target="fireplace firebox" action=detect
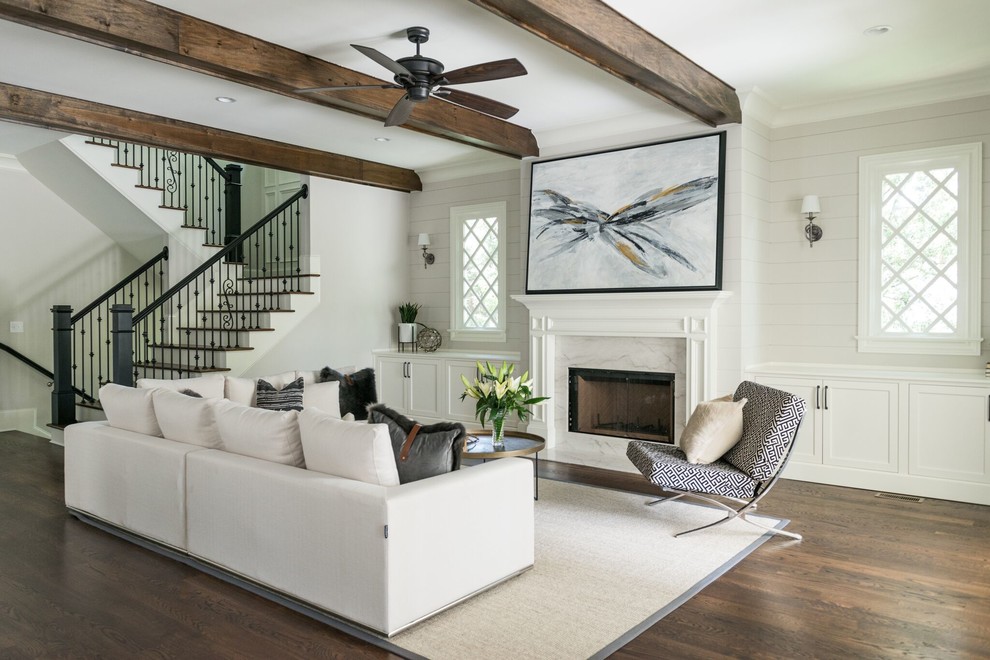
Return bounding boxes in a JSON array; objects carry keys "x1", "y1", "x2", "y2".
[{"x1": 568, "y1": 368, "x2": 674, "y2": 444}]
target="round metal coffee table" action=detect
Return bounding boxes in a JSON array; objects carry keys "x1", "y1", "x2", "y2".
[{"x1": 463, "y1": 429, "x2": 545, "y2": 500}]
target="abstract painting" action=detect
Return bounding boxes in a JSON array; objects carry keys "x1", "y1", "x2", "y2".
[{"x1": 526, "y1": 132, "x2": 725, "y2": 293}]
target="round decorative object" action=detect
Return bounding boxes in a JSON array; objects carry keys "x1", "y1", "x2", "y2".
[{"x1": 417, "y1": 326, "x2": 442, "y2": 352}]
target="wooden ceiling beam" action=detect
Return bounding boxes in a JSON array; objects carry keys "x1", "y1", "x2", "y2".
[
  {"x1": 467, "y1": 0, "x2": 741, "y2": 126},
  {"x1": 0, "y1": 82, "x2": 422, "y2": 192},
  {"x1": 0, "y1": 0, "x2": 539, "y2": 158}
]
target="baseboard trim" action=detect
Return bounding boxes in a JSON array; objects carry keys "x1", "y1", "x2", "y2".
[{"x1": 0, "y1": 409, "x2": 51, "y2": 441}]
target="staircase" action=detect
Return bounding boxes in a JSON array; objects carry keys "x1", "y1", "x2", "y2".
[{"x1": 48, "y1": 137, "x2": 320, "y2": 426}]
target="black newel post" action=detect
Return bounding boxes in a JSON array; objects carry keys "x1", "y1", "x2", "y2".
[
  {"x1": 51, "y1": 305, "x2": 75, "y2": 427},
  {"x1": 223, "y1": 163, "x2": 243, "y2": 262},
  {"x1": 111, "y1": 304, "x2": 134, "y2": 387}
]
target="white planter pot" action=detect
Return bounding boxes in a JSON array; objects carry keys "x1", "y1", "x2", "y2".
[{"x1": 398, "y1": 323, "x2": 418, "y2": 343}]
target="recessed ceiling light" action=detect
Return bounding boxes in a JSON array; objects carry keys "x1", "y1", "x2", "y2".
[
  {"x1": 374, "y1": 137, "x2": 390, "y2": 143},
  {"x1": 215, "y1": 96, "x2": 237, "y2": 103},
  {"x1": 864, "y1": 25, "x2": 892, "y2": 36}
]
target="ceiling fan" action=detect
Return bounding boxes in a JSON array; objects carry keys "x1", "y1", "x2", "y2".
[{"x1": 295, "y1": 26, "x2": 527, "y2": 127}]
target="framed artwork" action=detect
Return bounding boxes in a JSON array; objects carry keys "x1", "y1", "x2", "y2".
[{"x1": 525, "y1": 132, "x2": 726, "y2": 294}]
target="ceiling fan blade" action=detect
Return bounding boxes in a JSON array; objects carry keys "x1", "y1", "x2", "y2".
[
  {"x1": 294, "y1": 83, "x2": 402, "y2": 93},
  {"x1": 435, "y1": 87, "x2": 519, "y2": 120},
  {"x1": 353, "y1": 44, "x2": 413, "y2": 80},
  {"x1": 384, "y1": 95, "x2": 416, "y2": 127},
  {"x1": 442, "y1": 58, "x2": 527, "y2": 85}
]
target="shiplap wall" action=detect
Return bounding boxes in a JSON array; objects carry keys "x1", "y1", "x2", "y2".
[
  {"x1": 408, "y1": 168, "x2": 528, "y2": 362},
  {"x1": 762, "y1": 94, "x2": 990, "y2": 369}
]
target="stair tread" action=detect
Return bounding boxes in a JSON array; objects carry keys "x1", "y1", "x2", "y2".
[
  {"x1": 224, "y1": 290, "x2": 313, "y2": 296},
  {"x1": 161, "y1": 205, "x2": 186, "y2": 211},
  {"x1": 148, "y1": 343, "x2": 254, "y2": 351},
  {"x1": 134, "y1": 184, "x2": 165, "y2": 191},
  {"x1": 135, "y1": 363, "x2": 231, "y2": 373},
  {"x1": 238, "y1": 274, "x2": 319, "y2": 280},
  {"x1": 111, "y1": 163, "x2": 142, "y2": 170},
  {"x1": 197, "y1": 309, "x2": 295, "y2": 314},
  {"x1": 175, "y1": 326, "x2": 275, "y2": 332}
]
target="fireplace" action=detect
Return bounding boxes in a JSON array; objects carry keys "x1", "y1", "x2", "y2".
[{"x1": 568, "y1": 368, "x2": 675, "y2": 444}]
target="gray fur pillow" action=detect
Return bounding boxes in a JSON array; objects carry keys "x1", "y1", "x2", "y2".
[
  {"x1": 367, "y1": 403, "x2": 465, "y2": 484},
  {"x1": 319, "y1": 367, "x2": 377, "y2": 420}
]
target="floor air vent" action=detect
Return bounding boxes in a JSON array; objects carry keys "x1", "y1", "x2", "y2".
[{"x1": 875, "y1": 492, "x2": 924, "y2": 503}]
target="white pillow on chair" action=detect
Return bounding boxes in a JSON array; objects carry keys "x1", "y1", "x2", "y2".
[{"x1": 680, "y1": 396, "x2": 747, "y2": 465}]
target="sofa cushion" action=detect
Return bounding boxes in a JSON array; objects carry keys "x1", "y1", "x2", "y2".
[
  {"x1": 98, "y1": 383, "x2": 162, "y2": 436},
  {"x1": 680, "y1": 396, "x2": 747, "y2": 464},
  {"x1": 256, "y1": 376, "x2": 305, "y2": 412},
  {"x1": 224, "y1": 376, "x2": 257, "y2": 406},
  {"x1": 213, "y1": 399, "x2": 304, "y2": 467},
  {"x1": 319, "y1": 366, "x2": 377, "y2": 420},
  {"x1": 367, "y1": 404, "x2": 465, "y2": 484},
  {"x1": 298, "y1": 408, "x2": 399, "y2": 486},
  {"x1": 136, "y1": 373, "x2": 225, "y2": 399},
  {"x1": 152, "y1": 387, "x2": 223, "y2": 449},
  {"x1": 303, "y1": 380, "x2": 341, "y2": 417}
]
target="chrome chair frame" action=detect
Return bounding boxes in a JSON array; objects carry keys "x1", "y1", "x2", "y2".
[{"x1": 645, "y1": 421, "x2": 803, "y2": 540}]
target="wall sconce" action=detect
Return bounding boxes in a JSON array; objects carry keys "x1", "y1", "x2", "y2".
[
  {"x1": 418, "y1": 233, "x2": 435, "y2": 268},
  {"x1": 801, "y1": 195, "x2": 823, "y2": 247}
]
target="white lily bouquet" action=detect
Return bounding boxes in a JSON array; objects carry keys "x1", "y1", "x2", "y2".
[{"x1": 461, "y1": 361, "x2": 549, "y2": 450}]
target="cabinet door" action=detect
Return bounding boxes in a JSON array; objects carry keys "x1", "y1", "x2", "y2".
[
  {"x1": 909, "y1": 384, "x2": 990, "y2": 483},
  {"x1": 823, "y1": 380, "x2": 898, "y2": 472},
  {"x1": 406, "y1": 359, "x2": 441, "y2": 419},
  {"x1": 376, "y1": 357, "x2": 409, "y2": 413},
  {"x1": 754, "y1": 376, "x2": 822, "y2": 464},
  {"x1": 445, "y1": 359, "x2": 482, "y2": 422}
]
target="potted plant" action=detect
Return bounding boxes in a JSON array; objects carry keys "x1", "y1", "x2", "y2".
[
  {"x1": 461, "y1": 361, "x2": 549, "y2": 450},
  {"x1": 397, "y1": 302, "x2": 421, "y2": 344}
]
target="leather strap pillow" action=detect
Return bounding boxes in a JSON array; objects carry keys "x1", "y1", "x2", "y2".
[{"x1": 366, "y1": 403, "x2": 466, "y2": 484}]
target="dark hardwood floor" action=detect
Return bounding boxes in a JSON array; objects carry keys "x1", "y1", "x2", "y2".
[{"x1": 2, "y1": 430, "x2": 988, "y2": 659}]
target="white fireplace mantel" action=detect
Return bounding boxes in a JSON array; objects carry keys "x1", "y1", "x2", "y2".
[{"x1": 512, "y1": 291, "x2": 732, "y2": 447}]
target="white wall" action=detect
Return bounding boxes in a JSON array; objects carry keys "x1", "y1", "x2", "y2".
[
  {"x1": 243, "y1": 176, "x2": 410, "y2": 375},
  {"x1": 762, "y1": 94, "x2": 990, "y2": 369},
  {"x1": 0, "y1": 162, "x2": 138, "y2": 434},
  {"x1": 409, "y1": 167, "x2": 527, "y2": 361}
]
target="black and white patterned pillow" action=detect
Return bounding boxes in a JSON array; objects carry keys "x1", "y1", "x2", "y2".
[{"x1": 255, "y1": 376, "x2": 304, "y2": 412}]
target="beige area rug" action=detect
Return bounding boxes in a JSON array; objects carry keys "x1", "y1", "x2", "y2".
[{"x1": 387, "y1": 479, "x2": 788, "y2": 659}]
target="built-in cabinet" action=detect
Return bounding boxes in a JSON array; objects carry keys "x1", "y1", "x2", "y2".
[
  {"x1": 908, "y1": 383, "x2": 990, "y2": 484},
  {"x1": 374, "y1": 350, "x2": 520, "y2": 427},
  {"x1": 758, "y1": 376, "x2": 898, "y2": 472},
  {"x1": 749, "y1": 365, "x2": 990, "y2": 505}
]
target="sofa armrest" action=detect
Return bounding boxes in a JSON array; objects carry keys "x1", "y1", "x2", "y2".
[{"x1": 382, "y1": 458, "x2": 535, "y2": 634}]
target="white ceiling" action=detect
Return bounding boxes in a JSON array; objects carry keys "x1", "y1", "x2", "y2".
[{"x1": 1, "y1": 0, "x2": 989, "y2": 174}]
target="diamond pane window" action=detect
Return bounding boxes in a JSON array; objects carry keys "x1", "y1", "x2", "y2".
[
  {"x1": 450, "y1": 201, "x2": 507, "y2": 342},
  {"x1": 858, "y1": 143, "x2": 982, "y2": 355}
]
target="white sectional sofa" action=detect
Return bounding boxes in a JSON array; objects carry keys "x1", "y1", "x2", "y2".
[{"x1": 63, "y1": 372, "x2": 535, "y2": 636}]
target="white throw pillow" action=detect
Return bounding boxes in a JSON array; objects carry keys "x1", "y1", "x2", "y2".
[
  {"x1": 680, "y1": 396, "x2": 748, "y2": 465},
  {"x1": 98, "y1": 383, "x2": 162, "y2": 436},
  {"x1": 214, "y1": 399, "x2": 304, "y2": 467},
  {"x1": 224, "y1": 376, "x2": 257, "y2": 406},
  {"x1": 151, "y1": 387, "x2": 223, "y2": 448},
  {"x1": 137, "y1": 373, "x2": 225, "y2": 399},
  {"x1": 298, "y1": 408, "x2": 399, "y2": 486},
  {"x1": 303, "y1": 380, "x2": 341, "y2": 417}
]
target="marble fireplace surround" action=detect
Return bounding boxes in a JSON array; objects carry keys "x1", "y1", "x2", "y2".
[{"x1": 513, "y1": 292, "x2": 731, "y2": 450}]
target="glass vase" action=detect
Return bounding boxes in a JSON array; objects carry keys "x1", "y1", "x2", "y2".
[{"x1": 490, "y1": 410, "x2": 507, "y2": 451}]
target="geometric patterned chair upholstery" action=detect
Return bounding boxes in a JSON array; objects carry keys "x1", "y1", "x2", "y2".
[{"x1": 626, "y1": 381, "x2": 807, "y2": 540}]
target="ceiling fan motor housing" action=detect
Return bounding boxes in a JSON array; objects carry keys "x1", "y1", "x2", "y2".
[{"x1": 396, "y1": 56, "x2": 444, "y2": 102}]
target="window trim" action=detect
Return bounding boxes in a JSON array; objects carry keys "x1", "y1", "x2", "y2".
[
  {"x1": 449, "y1": 200, "x2": 508, "y2": 343},
  {"x1": 857, "y1": 142, "x2": 983, "y2": 355}
]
